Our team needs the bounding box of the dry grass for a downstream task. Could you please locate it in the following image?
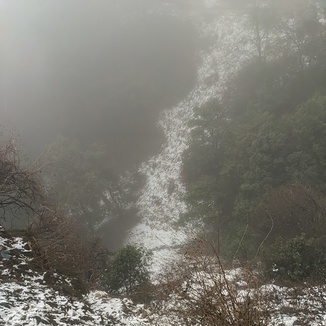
[153,237,270,326]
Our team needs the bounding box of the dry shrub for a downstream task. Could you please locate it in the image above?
[0,132,109,289]
[154,237,269,326]
[31,206,109,285]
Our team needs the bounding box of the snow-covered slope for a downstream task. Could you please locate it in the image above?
[0,227,148,325]
[128,1,255,276]
[1,226,326,325]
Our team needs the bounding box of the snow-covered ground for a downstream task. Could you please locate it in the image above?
[1,227,326,325]
[127,1,255,277]
[0,227,148,325]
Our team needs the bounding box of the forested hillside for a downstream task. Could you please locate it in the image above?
[182,0,326,280]
[1,0,326,325]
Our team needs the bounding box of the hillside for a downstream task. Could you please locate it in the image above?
[1,225,326,325]
[0,226,148,325]
[128,0,256,275]
[1,0,326,325]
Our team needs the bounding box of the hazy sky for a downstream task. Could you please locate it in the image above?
[0,0,198,167]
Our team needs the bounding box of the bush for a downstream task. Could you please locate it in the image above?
[33,209,109,283]
[0,132,110,288]
[106,244,152,296]
[262,235,326,283]
[155,237,270,326]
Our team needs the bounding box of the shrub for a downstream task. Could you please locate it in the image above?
[0,132,109,288]
[154,237,270,326]
[106,244,152,296]
[262,235,326,283]
[33,209,109,283]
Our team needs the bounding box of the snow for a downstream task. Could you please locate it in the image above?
[128,2,255,278]
[124,3,326,324]
[1,2,326,325]
[1,228,326,325]
[0,230,148,325]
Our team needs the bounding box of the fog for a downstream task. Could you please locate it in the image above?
[0,0,198,168]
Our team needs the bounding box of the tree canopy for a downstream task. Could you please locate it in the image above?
[44,136,142,249]
[105,244,152,296]
[182,0,326,269]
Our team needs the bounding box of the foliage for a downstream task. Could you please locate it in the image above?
[253,183,326,283]
[182,0,326,265]
[184,94,326,260]
[45,136,140,232]
[253,183,326,245]
[106,244,152,296]
[262,235,326,283]
[0,131,109,287]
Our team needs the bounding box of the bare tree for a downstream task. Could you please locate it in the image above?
[0,135,43,228]
[0,132,109,286]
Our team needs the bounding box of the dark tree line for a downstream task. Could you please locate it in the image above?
[43,135,143,250]
[182,0,326,281]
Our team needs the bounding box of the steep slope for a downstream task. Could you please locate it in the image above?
[128,1,255,275]
[1,225,325,325]
[0,226,148,325]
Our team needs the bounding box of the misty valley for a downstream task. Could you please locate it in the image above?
[1,0,326,325]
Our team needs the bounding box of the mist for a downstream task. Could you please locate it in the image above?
[0,0,198,169]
